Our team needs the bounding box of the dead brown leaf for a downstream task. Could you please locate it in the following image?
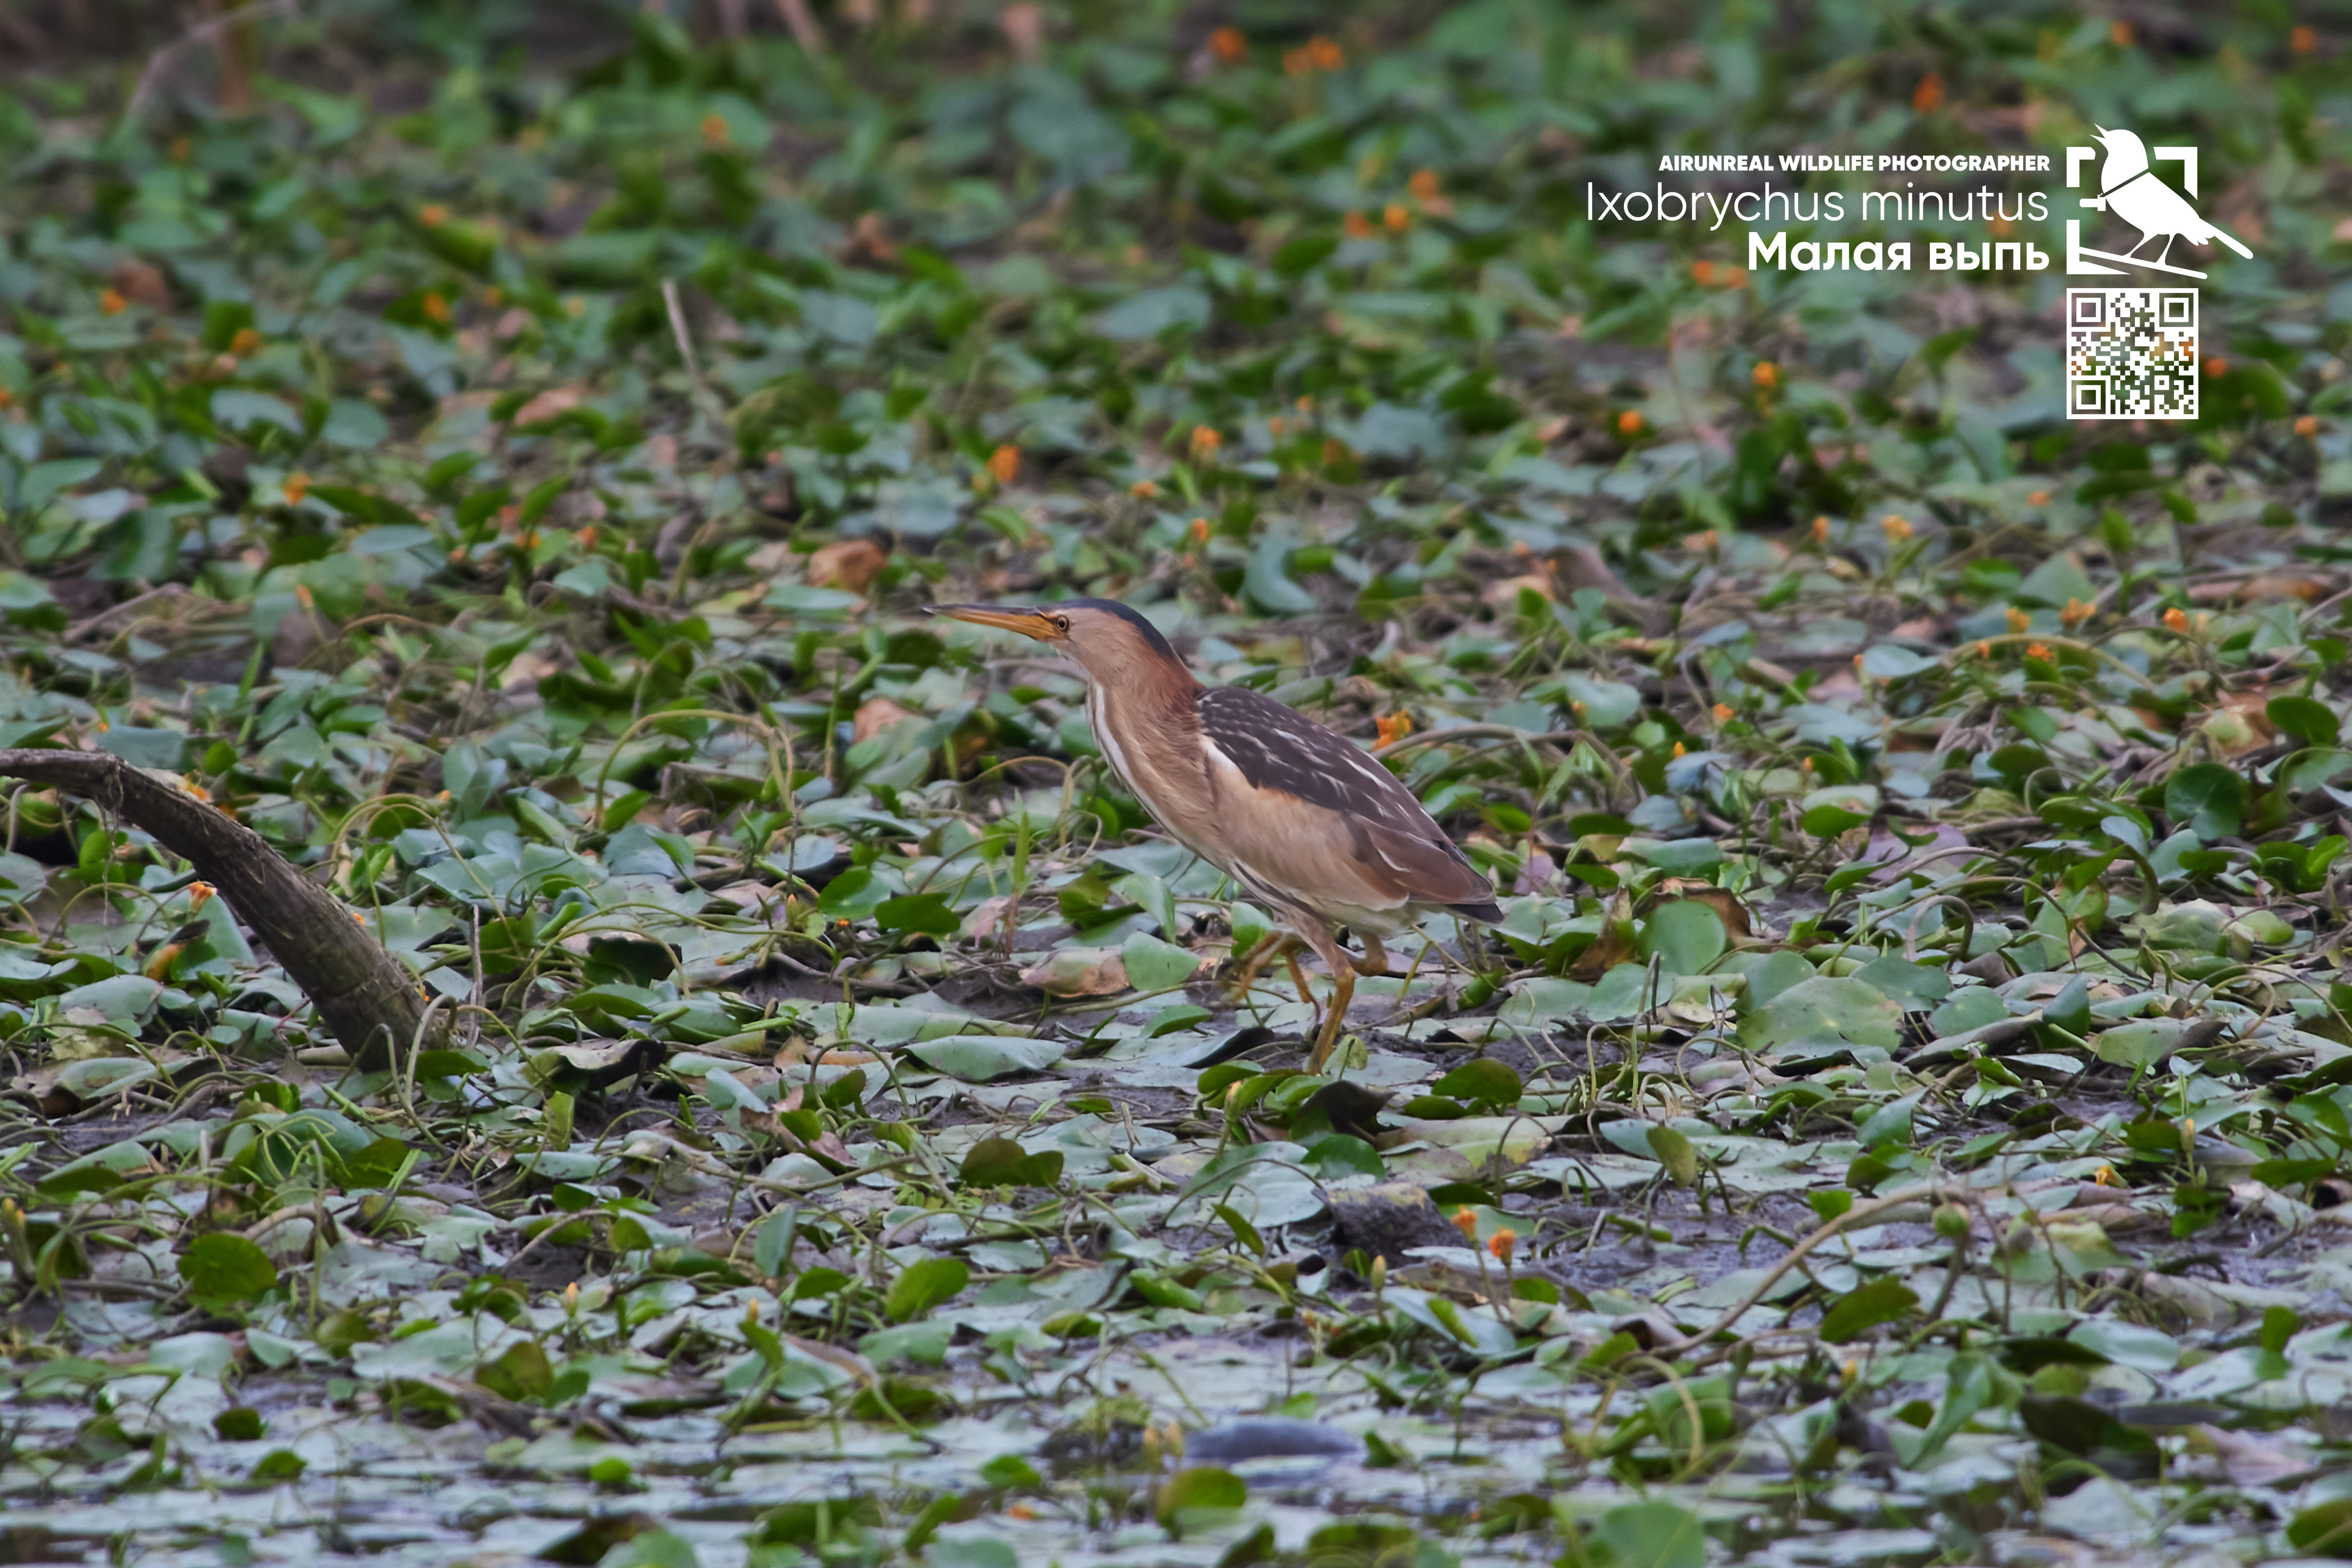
[112,258,171,309]
[852,697,915,743]
[1652,886,1755,942]
[808,538,887,592]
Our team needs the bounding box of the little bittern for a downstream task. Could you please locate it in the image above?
[929,598,1502,1070]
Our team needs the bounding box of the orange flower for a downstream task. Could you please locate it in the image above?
[1129,479,1160,498]
[577,525,598,551]
[1322,438,1349,465]
[1383,203,1411,232]
[1452,1206,1478,1239]
[1880,514,1912,541]
[2028,489,2051,506]
[2296,415,2319,436]
[294,583,315,611]
[1719,265,1748,287]
[1375,710,1413,747]
[2204,356,2227,377]
[229,327,262,356]
[1189,427,1223,460]
[1810,515,1830,544]
[187,881,215,913]
[284,473,310,505]
[987,444,1020,485]
[2291,25,2317,53]
[99,289,127,316]
[1712,702,1734,723]
[1282,46,1312,76]
[1974,640,1991,658]
[2163,606,2190,631]
[419,203,448,227]
[1616,410,1646,438]
[700,113,730,147]
[0,389,13,409]
[1307,35,1343,70]
[1752,360,1779,390]
[2025,642,2051,660]
[169,136,192,162]
[484,286,503,307]
[1488,1228,1516,1266]
[1209,26,1246,62]
[1912,73,1945,113]
[2095,1163,2119,1186]
[1344,211,1374,239]
[1268,416,1285,438]
[2110,19,2134,45]
[2061,597,2094,628]
[422,293,451,324]
[2004,606,2030,634]
[1409,169,1442,203]
[1691,259,1716,286]
[1185,517,1210,547]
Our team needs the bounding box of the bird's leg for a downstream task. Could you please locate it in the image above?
[2120,232,2155,259]
[2154,233,2176,268]
[1225,931,1297,997]
[1298,924,1355,1074]
[1349,931,1390,978]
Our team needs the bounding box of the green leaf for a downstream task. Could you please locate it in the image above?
[1800,804,1869,837]
[1591,1500,1707,1568]
[177,1233,278,1304]
[2164,763,2246,841]
[2269,694,2344,746]
[1432,1058,1522,1109]
[1119,931,1201,991]
[957,1136,1065,1187]
[1646,1125,1700,1187]
[884,1257,970,1323]
[1638,900,1727,976]
[1157,1466,1246,1532]
[1738,976,1904,1052]
[905,1034,1066,1080]
[1302,1134,1383,1181]
[874,893,961,937]
[1818,1277,1919,1343]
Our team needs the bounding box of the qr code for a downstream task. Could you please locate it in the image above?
[2066,289,2197,420]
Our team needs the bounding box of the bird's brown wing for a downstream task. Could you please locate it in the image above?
[1195,686,1500,921]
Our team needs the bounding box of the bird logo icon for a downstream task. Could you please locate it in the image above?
[2069,127,2251,279]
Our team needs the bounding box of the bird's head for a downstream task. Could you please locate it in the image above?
[926,597,1192,687]
[2093,126,2149,162]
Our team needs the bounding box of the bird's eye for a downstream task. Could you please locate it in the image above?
[1053,616,1070,633]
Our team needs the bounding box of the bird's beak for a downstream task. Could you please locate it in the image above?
[925,603,1065,642]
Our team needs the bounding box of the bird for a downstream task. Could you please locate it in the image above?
[927,598,1503,1071]
[2085,127,2252,269]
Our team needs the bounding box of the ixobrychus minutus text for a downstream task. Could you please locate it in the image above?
[929,598,1502,1070]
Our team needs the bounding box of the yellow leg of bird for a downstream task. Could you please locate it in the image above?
[1308,966,1355,1074]
[1350,932,1389,977]
[1282,947,1313,1007]
[1226,931,1299,998]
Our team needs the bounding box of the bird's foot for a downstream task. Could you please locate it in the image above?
[1305,966,1357,1074]
[1347,932,1391,978]
[1224,931,1298,999]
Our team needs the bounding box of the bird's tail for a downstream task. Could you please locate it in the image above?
[2209,225,2253,259]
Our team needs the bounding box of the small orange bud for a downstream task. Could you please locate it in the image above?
[1799,755,1814,771]
[422,293,451,325]
[2095,1164,2118,1186]
[1267,416,1285,438]
[1322,438,1349,465]
[2028,489,2051,506]
[1617,410,1646,437]
[1691,259,1716,285]
[1185,517,1210,546]
[283,473,309,505]
[2061,597,2094,629]
[2204,355,2227,378]
[987,444,1020,485]
[577,525,598,551]
[1189,427,1223,460]
[1975,640,1991,658]
[1720,266,1748,287]
[2291,25,2317,53]
[2110,19,2133,45]
[2025,642,2051,661]
[1282,46,1311,76]
[1880,514,1912,541]
[1375,710,1413,747]
[2296,415,2320,437]
[484,286,503,306]
[419,203,448,227]
[1129,479,1160,498]
[169,136,192,162]
[0,389,14,409]
[1752,360,1779,390]
[1810,515,1830,544]
[1344,211,1374,239]
[1307,35,1343,70]
[1712,702,1734,723]
[1671,740,1686,757]
[1453,1205,1478,1239]
[229,327,262,356]
[1912,73,1945,113]
[294,583,315,611]
[2005,606,2031,634]
[1409,169,1442,203]
[1488,1228,1517,1266]
[1209,25,1246,62]
[99,288,127,316]
[1383,203,1411,233]
[699,113,730,147]
[2163,606,2190,631]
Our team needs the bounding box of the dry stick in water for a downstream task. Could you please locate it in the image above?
[0,749,444,1071]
